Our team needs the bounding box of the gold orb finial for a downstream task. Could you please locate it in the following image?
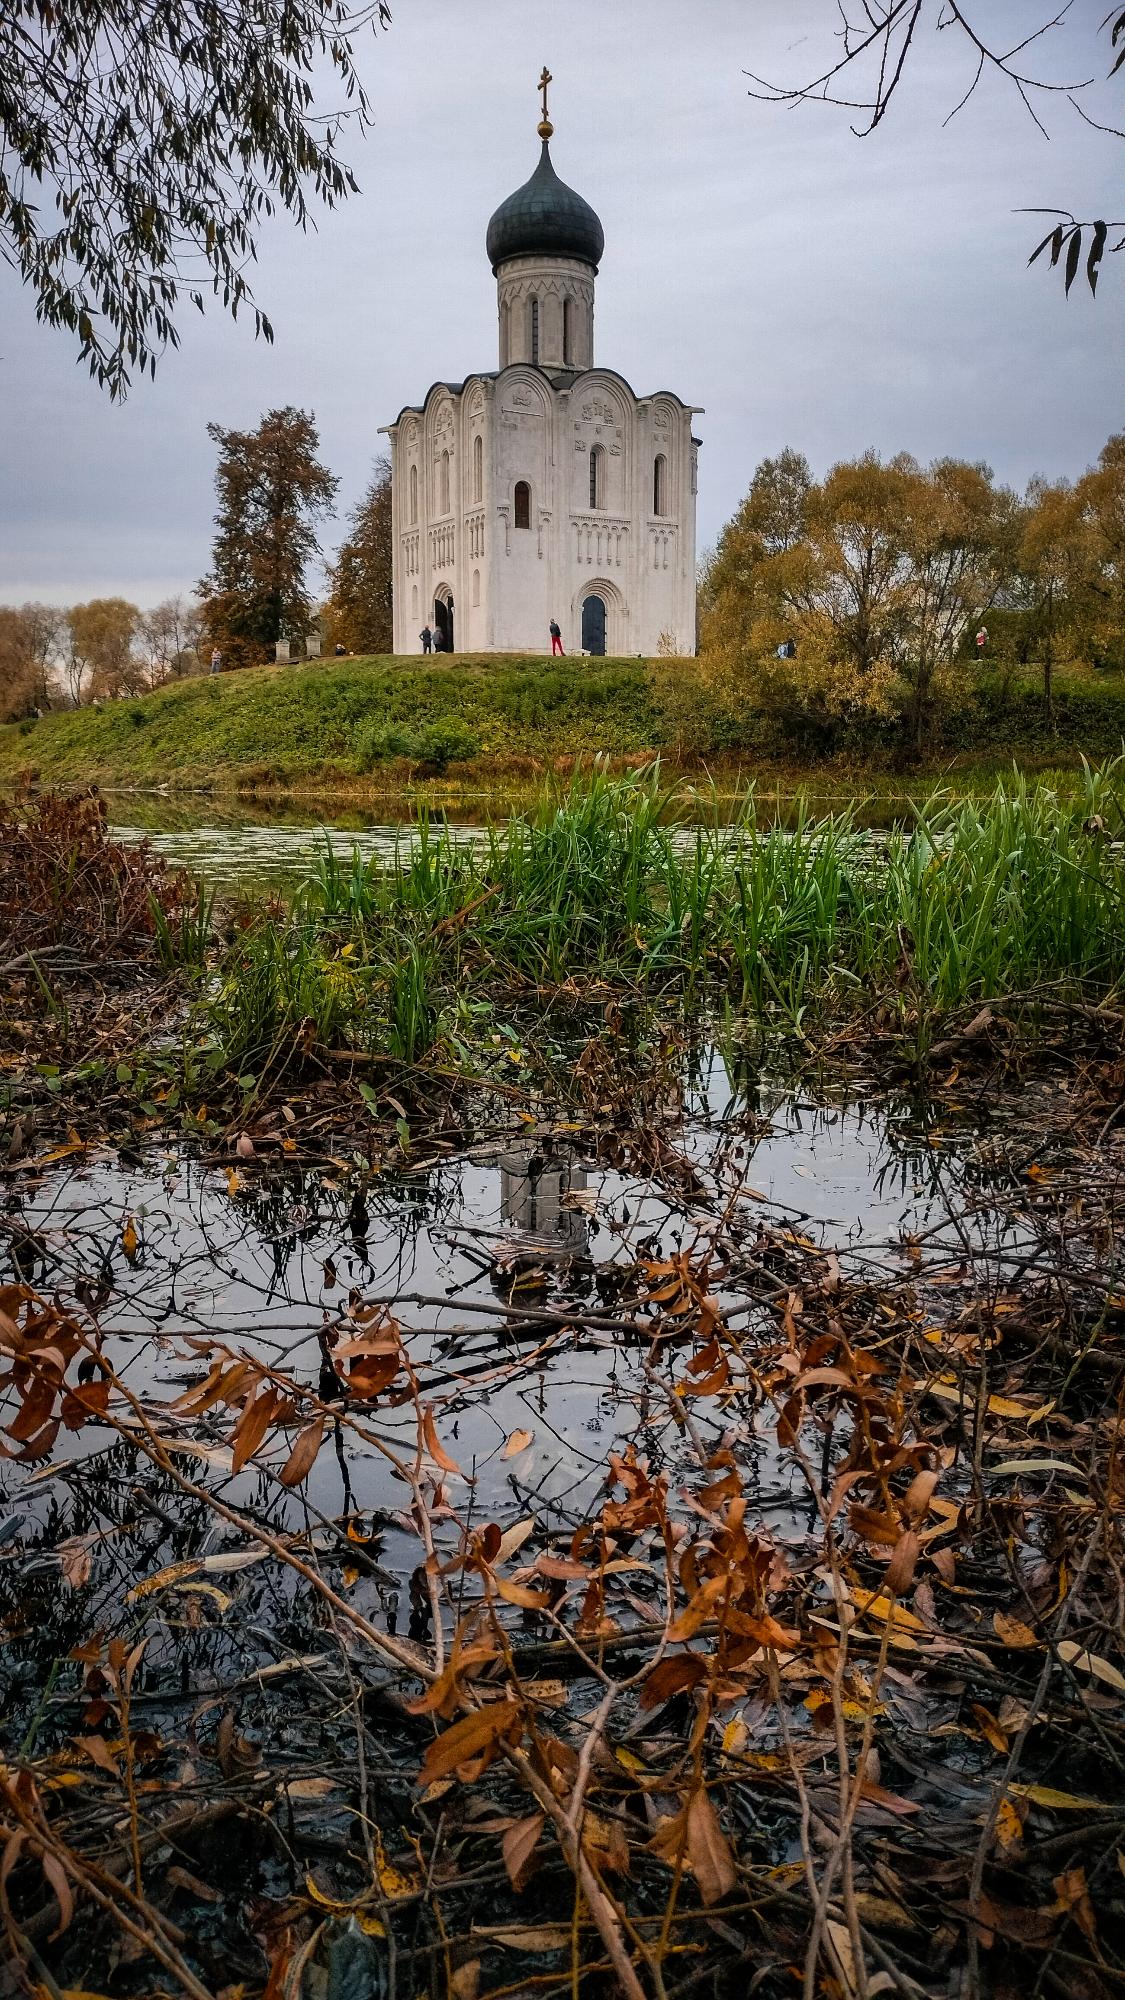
[537,65,554,139]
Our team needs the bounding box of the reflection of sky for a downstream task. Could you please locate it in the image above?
[2,1053,1018,1592]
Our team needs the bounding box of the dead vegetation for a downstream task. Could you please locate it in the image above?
[2,1056,1125,2000]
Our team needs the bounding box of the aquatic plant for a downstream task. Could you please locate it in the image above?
[207,761,1125,1077]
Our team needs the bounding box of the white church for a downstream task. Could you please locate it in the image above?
[382,75,702,658]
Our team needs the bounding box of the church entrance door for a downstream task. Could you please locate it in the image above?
[581,594,607,656]
[434,596,454,654]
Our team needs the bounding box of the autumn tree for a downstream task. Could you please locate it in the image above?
[65,598,141,703]
[198,408,338,667]
[1011,481,1087,720]
[137,598,203,687]
[0,603,63,717]
[896,457,1011,754]
[325,458,393,656]
[702,450,1006,754]
[0,0,390,397]
[1075,433,1125,669]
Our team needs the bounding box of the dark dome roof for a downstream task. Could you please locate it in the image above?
[486,141,604,273]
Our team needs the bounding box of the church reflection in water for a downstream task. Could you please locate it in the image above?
[497,1145,589,1250]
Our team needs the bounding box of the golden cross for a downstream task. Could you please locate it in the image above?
[538,66,552,124]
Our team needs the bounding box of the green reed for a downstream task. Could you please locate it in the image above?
[207,760,1125,1073]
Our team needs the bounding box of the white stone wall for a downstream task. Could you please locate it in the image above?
[384,367,700,659]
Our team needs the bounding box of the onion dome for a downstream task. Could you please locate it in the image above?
[486,140,605,274]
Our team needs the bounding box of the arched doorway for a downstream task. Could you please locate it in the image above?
[581,593,607,656]
[434,594,454,654]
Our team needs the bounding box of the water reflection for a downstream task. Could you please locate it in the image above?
[0,1049,1039,1725]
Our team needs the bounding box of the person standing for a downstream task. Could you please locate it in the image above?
[419,624,433,655]
[549,618,564,656]
[210,646,222,675]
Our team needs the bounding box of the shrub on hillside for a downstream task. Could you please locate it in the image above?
[355,717,480,774]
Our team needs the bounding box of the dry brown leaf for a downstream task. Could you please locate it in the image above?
[500,1428,534,1459]
[502,1812,544,1892]
[278,1414,325,1488]
[685,1786,736,1906]
[495,1517,536,1564]
[1057,1640,1125,1695]
[418,1702,519,1786]
[41,1850,74,1940]
[884,1529,920,1598]
[231,1386,280,1476]
[75,1735,120,1777]
[423,1405,465,1477]
[485,1926,570,1951]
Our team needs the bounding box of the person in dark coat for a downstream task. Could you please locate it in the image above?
[420,625,433,655]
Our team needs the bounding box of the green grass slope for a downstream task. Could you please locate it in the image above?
[0,655,665,790]
[4,652,1125,796]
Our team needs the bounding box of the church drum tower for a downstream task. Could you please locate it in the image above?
[382,75,702,658]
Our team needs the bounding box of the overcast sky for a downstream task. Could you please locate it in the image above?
[0,0,1121,608]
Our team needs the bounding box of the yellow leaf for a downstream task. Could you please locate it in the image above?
[374,1826,419,1900]
[996,1799,1024,1852]
[923,1380,1049,1422]
[992,1612,1039,1649]
[121,1217,138,1260]
[614,1746,648,1774]
[722,1718,749,1757]
[851,1590,927,1633]
[1010,1783,1106,1811]
[225,1168,242,1197]
[126,1560,201,1602]
[343,1564,360,1588]
[500,1428,534,1459]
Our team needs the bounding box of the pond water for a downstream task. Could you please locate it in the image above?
[1,1044,1036,1672]
[103,787,909,893]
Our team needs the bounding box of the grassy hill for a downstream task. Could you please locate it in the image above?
[2,651,1124,796]
[0,654,665,791]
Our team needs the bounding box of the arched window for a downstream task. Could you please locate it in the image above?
[530,297,540,366]
[472,568,481,606]
[500,301,510,366]
[409,462,418,526]
[562,298,572,366]
[439,450,450,516]
[411,584,419,618]
[653,453,668,518]
[473,432,483,504]
[589,444,604,511]
[514,481,531,530]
